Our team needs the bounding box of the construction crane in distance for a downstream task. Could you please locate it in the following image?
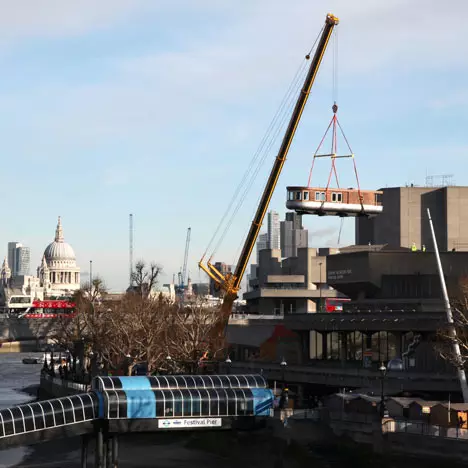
[199,13,339,341]
[179,227,191,289]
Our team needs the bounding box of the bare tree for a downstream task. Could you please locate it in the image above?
[52,276,112,376]
[164,300,225,373]
[436,276,468,368]
[130,260,162,299]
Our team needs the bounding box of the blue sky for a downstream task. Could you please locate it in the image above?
[0,0,467,291]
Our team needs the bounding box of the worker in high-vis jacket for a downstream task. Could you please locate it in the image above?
[411,242,417,252]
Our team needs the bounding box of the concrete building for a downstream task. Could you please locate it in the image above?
[244,247,343,315]
[280,212,308,258]
[356,185,468,251]
[229,246,468,400]
[267,210,280,250]
[256,233,268,264]
[7,242,30,277]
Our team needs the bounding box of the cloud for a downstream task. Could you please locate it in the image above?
[427,89,468,110]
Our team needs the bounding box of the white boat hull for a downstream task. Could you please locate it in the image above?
[286,200,383,217]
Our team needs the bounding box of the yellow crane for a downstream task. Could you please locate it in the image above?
[199,13,339,340]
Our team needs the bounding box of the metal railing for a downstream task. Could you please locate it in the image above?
[41,374,90,393]
[383,419,468,440]
[229,313,284,321]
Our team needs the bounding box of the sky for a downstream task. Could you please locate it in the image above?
[1,0,467,291]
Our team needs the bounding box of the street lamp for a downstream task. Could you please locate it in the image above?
[225,355,232,375]
[166,355,173,374]
[379,362,389,418]
[280,357,287,388]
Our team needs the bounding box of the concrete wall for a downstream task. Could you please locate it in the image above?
[446,187,468,251]
[0,318,60,341]
[356,186,468,252]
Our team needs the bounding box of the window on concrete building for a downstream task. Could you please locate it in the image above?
[327,332,341,360]
[347,331,364,361]
[309,331,323,360]
[387,332,400,360]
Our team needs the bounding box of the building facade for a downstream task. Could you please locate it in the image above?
[229,247,467,400]
[7,242,30,277]
[1,217,81,308]
[244,247,342,315]
[267,210,281,250]
[256,233,268,264]
[280,212,308,258]
[356,186,468,251]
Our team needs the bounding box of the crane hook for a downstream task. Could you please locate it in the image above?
[332,102,338,113]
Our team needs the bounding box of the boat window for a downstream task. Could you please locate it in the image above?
[303,191,309,201]
[375,193,382,205]
[315,192,325,201]
[331,192,342,203]
[287,191,293,201]
[295,191,302,201]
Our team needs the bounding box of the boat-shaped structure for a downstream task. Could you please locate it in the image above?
[286,186,383,217]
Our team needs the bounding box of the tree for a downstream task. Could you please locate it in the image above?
[130,260,162,299]
[436,276,468,369]
[164,300,225,373]
[52,276,111,376]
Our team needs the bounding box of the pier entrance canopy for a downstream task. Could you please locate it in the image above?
[0,374,274,450]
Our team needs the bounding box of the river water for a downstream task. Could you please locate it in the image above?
[0,353,43,468]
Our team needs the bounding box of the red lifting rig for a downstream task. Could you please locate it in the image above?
[286,102,383,217]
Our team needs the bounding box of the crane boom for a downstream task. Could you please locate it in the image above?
[182,227,191,287]
[199,13,339,334]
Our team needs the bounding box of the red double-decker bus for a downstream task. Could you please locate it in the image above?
[325,298,351,312]
[23,300,76,319]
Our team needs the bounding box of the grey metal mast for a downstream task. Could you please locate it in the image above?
[427,208,468,402]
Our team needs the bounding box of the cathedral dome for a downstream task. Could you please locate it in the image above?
[43,217,76,262]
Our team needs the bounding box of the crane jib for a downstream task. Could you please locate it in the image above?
[200,13,339,313]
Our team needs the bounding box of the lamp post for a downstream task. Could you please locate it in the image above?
[379,362,389,418]
[280,357,287,388]
[166,355,173,374]
[319,262,323,312]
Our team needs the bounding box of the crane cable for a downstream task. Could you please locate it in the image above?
[306,28,365,213]
[204,26,325,261]
[230,86,302,267]
[202,60,308,259]
[210,63,308,259]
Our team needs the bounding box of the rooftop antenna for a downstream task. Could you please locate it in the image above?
[129,214,134,287]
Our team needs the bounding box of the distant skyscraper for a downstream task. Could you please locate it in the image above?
[257,233,269,263]
[267,210,280,250]
[7,242,30,276]
[7,242,20,276]
[281,212,308,257]
[16,246,30,276]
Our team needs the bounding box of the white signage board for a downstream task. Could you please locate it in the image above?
[158,418,222,429]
